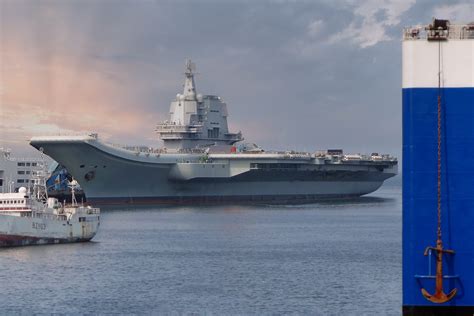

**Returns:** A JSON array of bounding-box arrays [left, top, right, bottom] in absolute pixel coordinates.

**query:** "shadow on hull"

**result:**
[[91, 193, 396, 210]]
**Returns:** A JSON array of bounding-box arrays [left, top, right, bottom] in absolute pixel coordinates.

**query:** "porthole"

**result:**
[[85, 171, 95, 181]]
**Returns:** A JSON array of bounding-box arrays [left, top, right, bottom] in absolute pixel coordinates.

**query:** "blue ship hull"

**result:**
[[403, 87, 474, 313]]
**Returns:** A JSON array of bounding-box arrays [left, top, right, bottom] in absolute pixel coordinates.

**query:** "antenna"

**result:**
[[68, 179, 78, 207], [185, 59, 196, 74], [32, 147, 49, 203], [183, 59, 198, 99]]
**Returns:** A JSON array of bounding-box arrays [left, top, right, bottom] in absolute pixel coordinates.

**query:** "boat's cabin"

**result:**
[[0, 180, 100, 222], [65, 205, 100, 219], [0, 187, 31, 215], [0, 187, 62, 215]]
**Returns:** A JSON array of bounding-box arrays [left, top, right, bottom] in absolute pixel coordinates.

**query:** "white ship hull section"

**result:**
[[403, 40, 474, 88], [0, 214, 99, 246]]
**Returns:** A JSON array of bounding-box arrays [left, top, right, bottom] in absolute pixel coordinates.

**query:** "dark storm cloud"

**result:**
[[1, 0, 473, 156]]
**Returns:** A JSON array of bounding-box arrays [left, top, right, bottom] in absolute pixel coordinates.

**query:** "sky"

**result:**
[[1, 0, 474, 157]]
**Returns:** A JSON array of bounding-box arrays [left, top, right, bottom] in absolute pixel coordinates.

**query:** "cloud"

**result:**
[[433, 3, 474, 24], [307, 19, 325, 38], [1, 0, 411, 157], [327, 0, 416, 48], [0, 40, 159, 146]]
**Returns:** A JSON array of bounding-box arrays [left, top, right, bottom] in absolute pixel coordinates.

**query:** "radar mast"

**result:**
[[183, 59, 197, 100]]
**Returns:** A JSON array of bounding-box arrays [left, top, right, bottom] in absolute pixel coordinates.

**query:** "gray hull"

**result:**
[[30, 137, 397, 205], [0, 234, 93, 247]]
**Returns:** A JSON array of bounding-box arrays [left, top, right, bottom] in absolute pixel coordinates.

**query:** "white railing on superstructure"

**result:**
[[404, 23, 474, 40], [156, 124, 201, 133]]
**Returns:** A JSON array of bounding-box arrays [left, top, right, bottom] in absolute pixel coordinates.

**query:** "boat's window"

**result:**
[[80, 165, 85, 168], [26, 163, 31, 166]]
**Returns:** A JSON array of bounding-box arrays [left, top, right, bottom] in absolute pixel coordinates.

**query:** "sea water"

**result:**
[[0, 185, 401, 315]]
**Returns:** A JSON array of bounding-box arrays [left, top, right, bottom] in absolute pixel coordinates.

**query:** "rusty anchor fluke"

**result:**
[[420, 240, 457, 304]]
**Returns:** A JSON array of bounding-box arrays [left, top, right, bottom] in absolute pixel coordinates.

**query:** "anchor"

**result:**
[[420, 240, 457, 303], [417, 39, 457, 304]]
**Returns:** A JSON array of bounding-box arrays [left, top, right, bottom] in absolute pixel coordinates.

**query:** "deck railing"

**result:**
[[404, 24, 474, 40]]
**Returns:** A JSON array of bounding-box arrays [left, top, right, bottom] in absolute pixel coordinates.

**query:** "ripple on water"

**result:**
[[0, 186, 401, 315]]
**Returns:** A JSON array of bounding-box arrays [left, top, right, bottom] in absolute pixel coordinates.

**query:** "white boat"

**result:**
[[0, 172, 100, 247]]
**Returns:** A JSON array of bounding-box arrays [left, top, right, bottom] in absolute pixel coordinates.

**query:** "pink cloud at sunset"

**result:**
[[0, 0, 408, 157], [0, 40, 163, 151]]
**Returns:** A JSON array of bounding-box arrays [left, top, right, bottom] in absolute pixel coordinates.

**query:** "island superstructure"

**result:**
[[30, 60, 397, 205], [155, 60, 243, 150]]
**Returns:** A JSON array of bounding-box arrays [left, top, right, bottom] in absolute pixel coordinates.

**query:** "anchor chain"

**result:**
[[437, 76, 442, 247], [420, 40, 457, 304]]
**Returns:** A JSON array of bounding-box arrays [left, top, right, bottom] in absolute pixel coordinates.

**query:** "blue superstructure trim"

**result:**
[[403, 87, 474, 307]]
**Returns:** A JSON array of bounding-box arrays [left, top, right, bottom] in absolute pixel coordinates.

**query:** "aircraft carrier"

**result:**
[[30, 61, 397, 205]]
